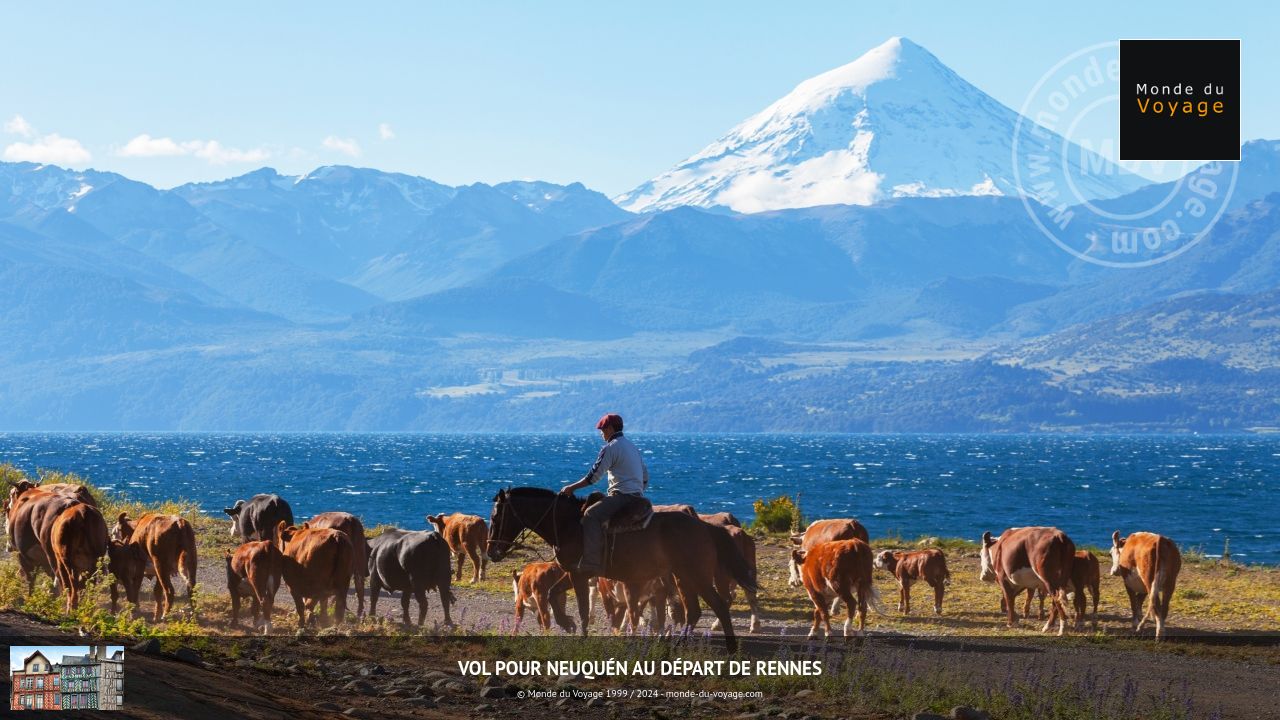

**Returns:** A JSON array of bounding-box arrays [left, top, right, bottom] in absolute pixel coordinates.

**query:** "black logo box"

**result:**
[[1120, 39, 1240, 161]]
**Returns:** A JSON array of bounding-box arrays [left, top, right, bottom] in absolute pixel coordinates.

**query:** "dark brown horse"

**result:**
[[485, 487, 756, 652]]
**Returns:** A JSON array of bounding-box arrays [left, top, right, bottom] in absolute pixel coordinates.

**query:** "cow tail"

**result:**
[[177, 518, 198, 591], [711, 525, 757, 594], [942, 564, 952, 587], [1147, 537, 1164, 624], [865, 582, 887, 616]]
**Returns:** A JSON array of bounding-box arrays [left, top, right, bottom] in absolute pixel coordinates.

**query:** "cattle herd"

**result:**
[[2, 480, 1186, 643]]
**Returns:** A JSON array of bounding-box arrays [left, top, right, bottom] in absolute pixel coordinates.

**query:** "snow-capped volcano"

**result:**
[[616, 37, 1147, 213]]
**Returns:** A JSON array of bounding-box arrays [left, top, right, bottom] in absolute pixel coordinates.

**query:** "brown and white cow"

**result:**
[[789, 518, 870, 587], [112, 513, 198, 621], [791, 539, 881, 639], [308, 511, 369, 619], [276, 520, 354, 628], [49, 503, 109, 612], [874, 549, 951, 615], [427, 512, 488, 583], [511, 561, 576, 633], [1110, 530, 1182, 640], [979, 526, 1075, 635], [226, 539, 284, 634]]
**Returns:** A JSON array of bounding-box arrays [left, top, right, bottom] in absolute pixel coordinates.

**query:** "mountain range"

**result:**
[[1, 37, 1279, 431]]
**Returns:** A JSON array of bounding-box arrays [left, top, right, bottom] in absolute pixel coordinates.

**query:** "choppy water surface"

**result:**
[[1, 433, 1275, 562]]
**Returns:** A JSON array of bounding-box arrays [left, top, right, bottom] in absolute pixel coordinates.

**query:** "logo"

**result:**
[[1012, 41, 1239, 268]]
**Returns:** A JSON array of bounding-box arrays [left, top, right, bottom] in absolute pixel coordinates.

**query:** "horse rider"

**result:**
[[559, 413, 650, 575]]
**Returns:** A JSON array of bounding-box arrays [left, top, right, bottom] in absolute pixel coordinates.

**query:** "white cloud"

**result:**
[[4, 114, 34, 137], [191, 140, 270, 165], [3, 133, 92, 166], [117, 134, 270, 165], [378, 123, 395, 141], [119, 134, 187, 157], [322, 135, 362, 157]]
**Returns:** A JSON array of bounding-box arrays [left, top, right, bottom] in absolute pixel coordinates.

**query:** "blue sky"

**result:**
[[2, 1, 1275, 193], [10, 646, 125, 672]]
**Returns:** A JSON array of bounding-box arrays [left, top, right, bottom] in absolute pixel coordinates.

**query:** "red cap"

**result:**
[[595, 413, 623, 432]]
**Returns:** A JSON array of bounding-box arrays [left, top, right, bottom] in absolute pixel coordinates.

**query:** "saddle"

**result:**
[[583, 492, 654, 534]]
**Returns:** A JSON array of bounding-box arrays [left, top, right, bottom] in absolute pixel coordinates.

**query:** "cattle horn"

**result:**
[[1112, 530, 1122, 547], [982, 531, 994, 546]]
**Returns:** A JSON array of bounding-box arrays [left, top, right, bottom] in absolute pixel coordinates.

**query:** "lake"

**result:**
[[1, 433, 1275, 563]]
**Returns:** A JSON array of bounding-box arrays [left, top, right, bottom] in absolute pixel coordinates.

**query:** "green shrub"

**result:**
[[750, 494, 802, 534]]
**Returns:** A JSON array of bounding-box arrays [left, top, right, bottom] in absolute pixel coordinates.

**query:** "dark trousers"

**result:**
[[581, 492, 648, 568]]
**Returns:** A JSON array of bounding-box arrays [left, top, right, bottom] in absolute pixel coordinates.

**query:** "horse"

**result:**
[[485, 487, 756, 652]]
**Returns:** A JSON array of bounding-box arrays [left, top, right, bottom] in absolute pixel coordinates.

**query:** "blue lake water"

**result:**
[[1, 433, 1276, 563]]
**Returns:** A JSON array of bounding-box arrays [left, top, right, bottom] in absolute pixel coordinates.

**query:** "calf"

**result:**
[[979, 526, 1075, 635], [112, 513, 199, 621], [277, 520, 353, 628], [308, 511, 369, 619], [873, 549, 950, 615], [107, 540, 146, 614], [427, 512, 487, 583], [49, 503, 109, 612], [367, 527, 454, 626], [1003, 551, 1101, 631], [792, 539, 880, 639], [512, 561, 576, 632], [591, 576, 671, 634], [1110, 530, 1182, 640], [224, 494, 294, 541], [226, 540, 283, 634], [789, 518, 869, 587]]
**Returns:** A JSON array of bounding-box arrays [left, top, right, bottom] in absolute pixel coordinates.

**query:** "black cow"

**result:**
[[367, 528, 454, 626], [223, 494, 293, 542]]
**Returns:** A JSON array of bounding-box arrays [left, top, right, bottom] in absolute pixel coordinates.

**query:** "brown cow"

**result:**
[[708, 524, 761, 633], [427, 513, 487, 583], [698, 512, 742, 528], [512, 561, 576, 632], [792, 539, 881, 639], [789, 519, 869, 587], [308, 511, 369, 619], [6, 491, 84, 594], [226, 540, 283, 634], [1110, 530, 1182, 640], [112, 513, 198, 621], [49, 503, 109, 612], [979, 527, 1075, 635], [276, 520, 353, 628], [873, 549, 951, 615], [4, 482, 94, 555]]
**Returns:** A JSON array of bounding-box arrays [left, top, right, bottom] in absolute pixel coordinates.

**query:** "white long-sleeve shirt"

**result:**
[[581, 433, 649, 495]]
